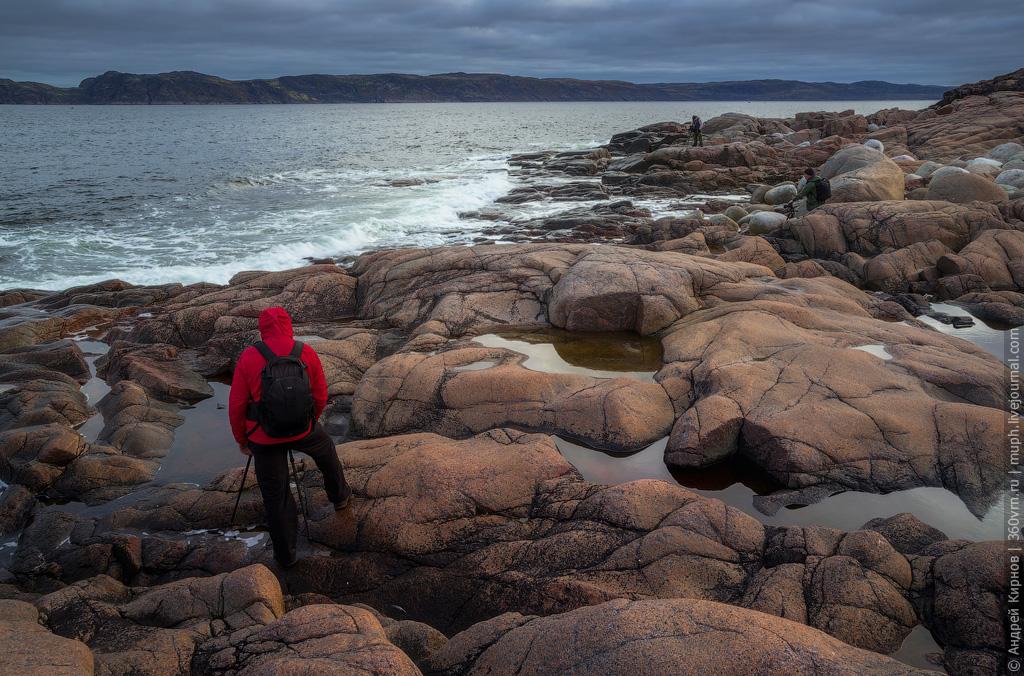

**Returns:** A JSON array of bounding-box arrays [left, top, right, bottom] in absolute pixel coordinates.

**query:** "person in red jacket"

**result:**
[[229, 306, 351, 568]]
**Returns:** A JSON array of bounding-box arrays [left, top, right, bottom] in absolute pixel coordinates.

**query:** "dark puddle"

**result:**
[[557, 435, 1003, 541], [71, 335, 111, 443], [152, 379, 240, 487], [892, 625, 946, 672], [473, 329, 663, 381]]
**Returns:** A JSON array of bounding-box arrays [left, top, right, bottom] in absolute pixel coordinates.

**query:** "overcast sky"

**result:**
[[1, 0, 1021, 87]]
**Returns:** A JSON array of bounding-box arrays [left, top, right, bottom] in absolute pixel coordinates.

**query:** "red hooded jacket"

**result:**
[[229, 307, 328, 446]]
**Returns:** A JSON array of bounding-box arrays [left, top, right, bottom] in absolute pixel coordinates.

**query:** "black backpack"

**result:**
[[248, 341, 314, 438], [816, 177, 832, 202]]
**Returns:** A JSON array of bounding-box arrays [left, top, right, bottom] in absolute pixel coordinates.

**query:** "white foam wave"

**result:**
[[7, 163, 512, 289]]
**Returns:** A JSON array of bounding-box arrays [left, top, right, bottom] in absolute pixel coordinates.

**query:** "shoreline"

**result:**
[[1, 67, 1021, 674]]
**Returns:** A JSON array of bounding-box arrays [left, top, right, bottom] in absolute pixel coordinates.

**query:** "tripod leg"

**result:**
[[289, 450, 310, 538], [230, 456, 252, 527]]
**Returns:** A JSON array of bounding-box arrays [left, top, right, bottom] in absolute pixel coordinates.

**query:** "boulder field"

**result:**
[[495, 70, 1024, 327], [1, 68, 1020, 675], [4, 431, 1007, 673]]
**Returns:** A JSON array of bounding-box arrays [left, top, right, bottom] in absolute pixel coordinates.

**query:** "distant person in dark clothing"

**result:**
[[795, 167, 830, 211], [690, 115, 704, 147], [229, 307, 351, 568]]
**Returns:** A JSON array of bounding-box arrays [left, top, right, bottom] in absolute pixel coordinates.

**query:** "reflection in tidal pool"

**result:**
[[921, 302, 1012, 363], [891, 625, 945, 671], [73, 337, 111, 443], [152, 380, 240, 486], [555, 437, 1003, 540], [473, 329, 662, 381], [852, 343, 893, 360]]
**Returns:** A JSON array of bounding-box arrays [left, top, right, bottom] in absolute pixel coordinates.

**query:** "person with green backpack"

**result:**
[[795, 167, 831, 212]]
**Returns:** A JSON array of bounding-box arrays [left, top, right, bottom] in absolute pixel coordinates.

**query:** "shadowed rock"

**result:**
[[910, 540, 1007, 674], [98, 342, 213, 403], [790, 200, 1011, 258], [862, 513, 948, 555], [35, 564, 285, 674], [0, 599, 94, 675]]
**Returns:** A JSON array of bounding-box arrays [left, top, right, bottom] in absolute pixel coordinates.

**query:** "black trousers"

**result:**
[[249, 424, 350, 563]]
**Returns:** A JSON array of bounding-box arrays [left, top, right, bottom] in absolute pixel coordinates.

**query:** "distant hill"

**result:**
[[0, 70, 949, 105]]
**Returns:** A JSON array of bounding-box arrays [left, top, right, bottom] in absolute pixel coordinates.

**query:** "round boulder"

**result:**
[[996, 168, 1024, 190], [705, 213, 739, 228], [724, 205, 748, 222], [929, 165, 969, 181], [915, 161, 944, 178], [863, 139, 884, 152], [740, 211, 787, 234], [764, 183, 798, 205], [820, 144, 904, 202], [926, 171, 1008, 203], [988, 142, 1024, 162], [967, 157, 1002, 168], [966, 163, 1002, 178]]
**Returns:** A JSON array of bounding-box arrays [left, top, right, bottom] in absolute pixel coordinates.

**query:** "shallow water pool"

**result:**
[[472, 329, 663, 381]]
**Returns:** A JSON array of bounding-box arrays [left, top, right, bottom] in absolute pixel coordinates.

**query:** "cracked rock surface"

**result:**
[[424, 598, 930, 675]]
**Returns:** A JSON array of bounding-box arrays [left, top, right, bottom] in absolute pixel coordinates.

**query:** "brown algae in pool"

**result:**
[[473, 329, 662, 381]]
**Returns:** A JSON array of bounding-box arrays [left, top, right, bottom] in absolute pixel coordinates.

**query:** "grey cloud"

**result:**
[[0, 0, 1020, 87]]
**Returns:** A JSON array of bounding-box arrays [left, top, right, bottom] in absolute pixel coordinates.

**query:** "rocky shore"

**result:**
[[1, 69, 1021, 675]]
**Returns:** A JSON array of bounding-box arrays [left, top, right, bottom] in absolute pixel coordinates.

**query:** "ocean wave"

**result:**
[[2, 164, 513, 290]]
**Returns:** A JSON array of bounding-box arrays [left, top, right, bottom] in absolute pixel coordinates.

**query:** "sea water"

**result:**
[[0, 100, 931, 290]]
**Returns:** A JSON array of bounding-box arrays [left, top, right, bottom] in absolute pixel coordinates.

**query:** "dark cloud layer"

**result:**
[[1, 0, 1020, 87]]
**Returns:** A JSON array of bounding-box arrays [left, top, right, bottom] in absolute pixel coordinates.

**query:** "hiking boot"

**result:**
[[275, 552, 299, 569], [333, 491, 352, 511]]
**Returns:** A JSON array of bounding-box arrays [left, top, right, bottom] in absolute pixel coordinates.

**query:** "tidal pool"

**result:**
[[72, 336, 111, 443], [153, 379, 241, 486], [921, 302, 1013, 363], [555, 436, 1003, 540], [472, 329, 663, 381]]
